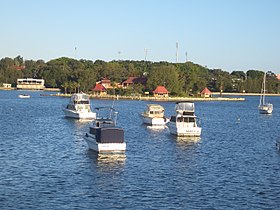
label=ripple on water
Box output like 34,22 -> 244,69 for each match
1,92 -> 280,209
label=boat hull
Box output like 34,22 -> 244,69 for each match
18,94 -> 30,98
141,115 -> 167,126
258,104 -> 273,114
63,109 -> 96,119
85,133 -> 126,154
167,122 -> 201,137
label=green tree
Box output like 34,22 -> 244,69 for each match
147,65 -> 182,95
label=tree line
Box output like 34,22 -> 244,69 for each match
0,56 -> 279,95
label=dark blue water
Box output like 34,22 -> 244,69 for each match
1,90 -> 280,209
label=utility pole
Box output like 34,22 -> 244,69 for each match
144,48 -> 148,61
185,51 -> 188,62
75,47 -> 77,59
118,51 -> 121,60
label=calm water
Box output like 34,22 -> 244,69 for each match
0,90 -> 280,209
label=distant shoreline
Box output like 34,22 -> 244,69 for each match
1,87 -> 279,97
3,87 -> 279,99
212,92 -> 280,96
52,93 -> 246,102
0,87 -> 60,92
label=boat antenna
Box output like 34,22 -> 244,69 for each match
111,97 -> 115,109
259,72 -> 266,106
108,96 -> 116,120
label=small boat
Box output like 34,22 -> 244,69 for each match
84,107 -> 126,154
140,104 -> 169,127
63,92 -> 96,119
18,94 -> 31,98
258,72 -> 273,114
167,101 -> 201,137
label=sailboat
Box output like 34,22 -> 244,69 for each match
258,72 -> 273,114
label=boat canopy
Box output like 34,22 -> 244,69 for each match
95,127 -> 124,143
146,104 -> 164,112
175,102 -> 195,112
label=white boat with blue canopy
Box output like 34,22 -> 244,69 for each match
84,107 -> 126,154
167,101 -> 201,137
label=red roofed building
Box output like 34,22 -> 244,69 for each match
122,77 -> 147,88
100,78 -> 112,89
91,83 -> 107,96
153,86 -> 169,98
200,87 -> 212,98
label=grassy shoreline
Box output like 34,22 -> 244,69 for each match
212,92 -> 280,96
52,93 -> 245,101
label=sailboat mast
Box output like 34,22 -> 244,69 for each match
263,72 -> 266,104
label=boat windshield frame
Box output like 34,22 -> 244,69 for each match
95,107 -> 119,125
71,93 -> 90,103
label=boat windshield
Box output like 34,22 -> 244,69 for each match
177,117 -> 195,123
74,100 -> 89,104
71,94 -> 90,104
149,111 -> 163,115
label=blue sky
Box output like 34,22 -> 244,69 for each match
1,0 -> 279,73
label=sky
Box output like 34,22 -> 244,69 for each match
0,0 -> 279,73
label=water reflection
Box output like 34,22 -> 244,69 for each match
87,150 -> 126,171
172,136 -> 201,150
276,137 -> 280,151
65,117 -> 94,124
176,136 -> 201,143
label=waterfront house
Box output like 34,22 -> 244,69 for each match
200,87 -> 212,98
2,83 -> 12,88
100,78 -> 112,89
122,77 -> 147,88
91,83 -> 107,96
153,86 -> 169,98
95,78 -> 112,89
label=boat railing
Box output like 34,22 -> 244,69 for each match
95,107 -> 119,126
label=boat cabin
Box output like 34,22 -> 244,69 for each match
170,101 -> 198,125
144,104 -> 164,118
71,93 -> 90,104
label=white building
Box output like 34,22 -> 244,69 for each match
17,78 -> 45,90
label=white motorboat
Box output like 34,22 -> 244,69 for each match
258,72 -> 273,114
63,93 -> 96,119
167,101 -> 201,137
18,94 -> 31,98
84,107 -> 126,154
140,104 -> 169,127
